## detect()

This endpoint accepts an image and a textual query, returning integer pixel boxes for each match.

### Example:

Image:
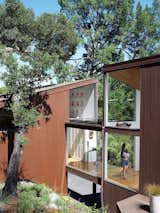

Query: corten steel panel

[0,131,8,182]
[140,65,160,192]
[103,181,136,213]
[21,90,69,193]
[19,79,98,194]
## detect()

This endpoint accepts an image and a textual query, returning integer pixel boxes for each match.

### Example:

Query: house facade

[65,55,160,213]
[0,78,98,194]
[103,55,160,212]
[0,55,160,212]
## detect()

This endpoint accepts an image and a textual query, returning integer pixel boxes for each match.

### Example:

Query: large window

[104,71,140,129]
[104,133,140,190]
[66,127,102,177]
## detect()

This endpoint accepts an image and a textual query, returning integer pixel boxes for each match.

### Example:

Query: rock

[47,192,60,209]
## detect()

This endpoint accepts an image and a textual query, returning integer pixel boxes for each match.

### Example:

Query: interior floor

[68,159,139,190]
[107,164,139,190]
[68,159,101,177]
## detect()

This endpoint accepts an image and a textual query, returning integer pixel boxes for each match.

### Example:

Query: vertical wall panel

[140,65,160,191]
[19,79,98,194]
[0,131,8,182]
[103,181,136,213]
[21,90,69,193]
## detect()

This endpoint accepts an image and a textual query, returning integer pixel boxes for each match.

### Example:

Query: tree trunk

[2,132,23,197]
[7,130,15,164]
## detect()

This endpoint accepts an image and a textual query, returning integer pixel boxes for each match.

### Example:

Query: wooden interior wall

[140,65,160,192]
[20,89,69,194]
[103,181,136,213]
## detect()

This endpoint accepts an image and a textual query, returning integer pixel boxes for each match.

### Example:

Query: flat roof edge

[37,78,98,93]
[103,54,160,73]
[0,78,98,103]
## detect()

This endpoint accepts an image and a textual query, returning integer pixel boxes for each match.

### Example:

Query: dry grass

[145,184,160,196]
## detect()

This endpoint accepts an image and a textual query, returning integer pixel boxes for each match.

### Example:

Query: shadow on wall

[18,162,35,182]
[31,92,52,123]
[0,159,34,183]
[0,91,53,182]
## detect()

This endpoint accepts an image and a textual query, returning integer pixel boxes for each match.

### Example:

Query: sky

[0,0,60,16]
[21,0,60,16]
[0,0,153,16]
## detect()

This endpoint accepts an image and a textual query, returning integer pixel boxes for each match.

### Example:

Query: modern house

[103,54,160,212]
[0,78,98,194]
[65,55,160,213]
[0,55,160,213]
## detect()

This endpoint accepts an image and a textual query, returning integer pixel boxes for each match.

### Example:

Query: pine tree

[0,0,78,197]
[59,0,134,76]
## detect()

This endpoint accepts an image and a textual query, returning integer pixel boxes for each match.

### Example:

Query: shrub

[17,183,51,213]
[55,196,107,213]
[145,184,160,196]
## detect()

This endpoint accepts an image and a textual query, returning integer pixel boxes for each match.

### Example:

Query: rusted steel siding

[140,65,160,191]
[20,89,69,193]
[103,57,160,212]
[19,79,98,194]
[103,181,136,213]
[0,131,8,182]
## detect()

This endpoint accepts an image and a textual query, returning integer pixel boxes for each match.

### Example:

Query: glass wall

[104,133,140,190]
[104,73,140,129]
[66,127,102,177]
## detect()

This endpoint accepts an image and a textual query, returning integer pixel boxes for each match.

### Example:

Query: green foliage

[56,196,72,213]
[0,86,8,94]
[56,195,107,212]
[58,0,159,123]
[17,183,52,213]
[59,0,134,75]
[0,0,79,197]
[124,0,160,59]
[0,0,79,132]
[145,184,160,196]
[16,134,28,145]
[0,0,35,52]
[54,60,77,84]
[59,0,160,77]
[108,77,135,121]
[11,103,40,130]
[35,13,79,61]
[108,134,134,167]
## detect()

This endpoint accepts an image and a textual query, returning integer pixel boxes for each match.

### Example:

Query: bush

[17,183,51,213]
[55,196,107,213]
[145,184,160,196]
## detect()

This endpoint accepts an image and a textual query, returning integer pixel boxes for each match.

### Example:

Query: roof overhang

[103,55,160,90]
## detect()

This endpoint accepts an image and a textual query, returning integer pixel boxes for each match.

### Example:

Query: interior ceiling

[109,68,140,90]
